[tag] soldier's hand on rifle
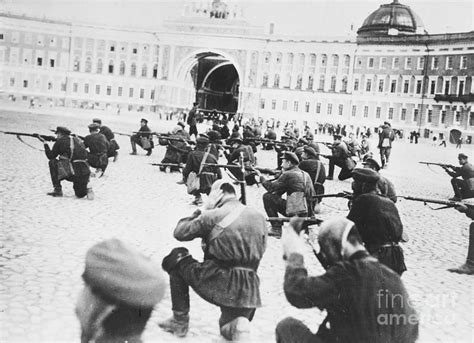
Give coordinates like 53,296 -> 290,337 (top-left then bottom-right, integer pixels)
34,134 -> 45,143
282,218 -> 306,260
455,203 -> 468,213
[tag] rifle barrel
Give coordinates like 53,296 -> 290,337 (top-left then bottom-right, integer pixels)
267,217 -> 323,225
399,195 -> 455,206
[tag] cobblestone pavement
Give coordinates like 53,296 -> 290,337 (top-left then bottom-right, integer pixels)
0,108 -> 473,342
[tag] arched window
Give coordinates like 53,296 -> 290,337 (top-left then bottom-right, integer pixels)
307,75 -> 314,90
264,52 -> 271,64
141,64 -> 147,77
341,76 -> 348,92
287,53 -> 294,65
108,60 -> 114,74
85,57 -> 92,73
296,74 -> 303,89
332,54 -> 339,67
321,54 -> 327,66
262,73 -> 268,87
96,59 -> 103,74
299,53 -> 305,65
344,55 -> 351,67
276,53 -> 282,64
152,64 -> 158,78
310,54 -> 317,66
319,75 -> 325,90
273,74 -> 280,88
330,76 -> 336,91
119,61 -> 125,75
284,73 -> 291,88
73,56 -> 80,71
131,63 -> 136,77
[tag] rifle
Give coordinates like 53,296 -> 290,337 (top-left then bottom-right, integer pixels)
155,135 -> 196,145
1,131 -> 56,141
253,166 -> 279,176
313,191 -> 352,200
319,154 -> 332,159
399,195 -> 474,210
267,217 -> 323,226
315,141 -> 333,148
150,163 -> 184,169
113,132 -> 132,137
419,161 -> 455,169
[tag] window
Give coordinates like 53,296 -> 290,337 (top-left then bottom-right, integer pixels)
37,35 -> 44,46
110,45 -> 115,52
432,57 -> 439,70
455,112 -> 461,123
327,104 -> 332,115
284,74 -> 291,88
392,57 -> 399,69
446,56 -> 453,69
152,65 -> 158,78
73,83 -> 78,92
376,107 -> 381,119
296,75 -> 303,90
299,53 -> 305,65
141,64 -> 147,77
272,99 -> 277,110
353,79 -> 359,91
131,63 -> 136,76
310,54 -> 316,66
352,105 -> 357,117
316,103 -> 321,114
49,37 -> 56,47
264,52 -> 271,63
287,53 -> 294,65
293,101 -> 299,112
119,61 -> 125,75
74,57 -> 81,71
364,106 -> 369,118
459,80 -> 465,96
344,55 -> 350,67
413,109 -> 419,122
107,86 -> 112,96
416,80 -> 422,94
405,57 -> 412,69
84,84 -> 89,93
332,55 -> 339,67
9,77 -> 15,86
96,85 -> 101,95
430,80 -> 436,94
276,53 -> 283,64
129,88 -> 134,97
133,48 -> 137,54
417,57 -> 425,70
108,60 -> 114,74
341,77 -> 348,92
321,54 -> 327,66
366,79 -> 372,92
368,57 -> 374,68
140,88 -> 145,99
305,102 -> 310,113
379,57 -> 387,69
401,108 -> 406,121
49,59 -> 55,68
96,59 -> 103,73
427,109 -> 432,123
470,113 -> 474,126
388,108 -> 394,120
274,74 -> 280,88
440,110 -> 446,124
0,33 -> 4,41
262,73 -> 268,87
118,87 -> 123,96
403,80 -> 409,93
47,81 -> 53,90
319,75 -> 325,90
460,56 -> 467,69
444,80 -> 450,95
37,57 -> 42,66
307,75 -> 313,90
378,79 -> 384,92
150,90 -> 155,100
282,100 -> 288,111
338,104 -> 343,116
84,57 -> 92,72
330,76 -> 336,91
390,80 -> 397,93
61,82 -> 66,91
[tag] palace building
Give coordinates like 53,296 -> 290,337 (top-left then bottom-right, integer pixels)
0,0 -> 473,142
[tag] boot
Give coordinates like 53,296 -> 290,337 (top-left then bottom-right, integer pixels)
158,311 -> 189,337
448,260 -> 474,275
220,317 -> 251,341
268,226 -> 282,238
129,151 -> 137,155
47,187 -> 63,197
113,151 -> 119,162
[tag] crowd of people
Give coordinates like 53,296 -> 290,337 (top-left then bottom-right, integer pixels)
28,103 -> 474,342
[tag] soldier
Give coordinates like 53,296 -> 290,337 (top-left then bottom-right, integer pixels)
443,153 -> 474,200
84,123 -> 109,177
449,203 -> 474,275
276,217 -> 418,343
299,146 -> 326,203
158,126 -> 189,172
362,157 -> 397,202
130,118 -> 154,156
92,118 -> 119,162
326,134 -> 355,181
260,152 -> 315,238
76,239 -> 165,342
378,121 -> 395,168
347,168 -> 406,275
225,137 -> 257,185
37,126 -> 91,198
159,180 -> 267,341
187,102 -> 199,139
359,133 -> 371,159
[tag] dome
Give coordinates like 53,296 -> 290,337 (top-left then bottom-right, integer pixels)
357,0 -> 425,36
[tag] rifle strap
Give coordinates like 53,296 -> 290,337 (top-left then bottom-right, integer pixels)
16,135 -> 44,151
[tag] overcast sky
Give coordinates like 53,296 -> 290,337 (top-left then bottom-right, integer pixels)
2,0 -> 473,36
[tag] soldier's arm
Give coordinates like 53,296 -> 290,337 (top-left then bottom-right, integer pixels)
45,141 -> 60,160
174,210 -> 213,241
263,172 -> 287,195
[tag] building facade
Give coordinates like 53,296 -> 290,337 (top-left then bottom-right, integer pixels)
0,0 -> 473,141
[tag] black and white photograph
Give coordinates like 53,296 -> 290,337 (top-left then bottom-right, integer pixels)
0,0 -> 473,341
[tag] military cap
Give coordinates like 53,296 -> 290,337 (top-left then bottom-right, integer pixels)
333,134 -> 342,140
229,132 -> 241,140
458,153 -> 468,160
177,121 -> 186,129
55,126 -> 71,135
140,118 -> 148,124
282,151 -> 300,165
196,136 -> 210,145
82,239 -> 165,308
303,146 -> 318,159
362,158 -> 381,171
352,168 -> 380,184
171,126 -> 182,134
88,123 -> 100,130
92,118 -> 102,124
